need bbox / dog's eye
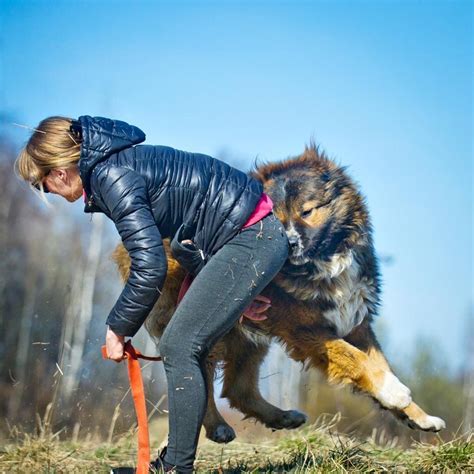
[301,201,331,218]
[315,200,332,210]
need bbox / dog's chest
[278,252,375,337]
[320,255,371,337]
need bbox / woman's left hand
[240,295,272,323]
[106,327,126,362]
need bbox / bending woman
[15,116,289,473]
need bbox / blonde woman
[16,116,289,473]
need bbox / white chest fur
[277,250,376,338]
[319,251,374,337]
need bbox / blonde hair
[14,116,82,195]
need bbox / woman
[15,116,289,473]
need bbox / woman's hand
[106,327,126,362]
[240,295,272,323]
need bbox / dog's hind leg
[201,354,236,443]
[344,320,446,432]
[221,328,307,431]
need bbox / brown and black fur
[113,144,445,443]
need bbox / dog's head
[251,144,370,265]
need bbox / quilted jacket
[77,115,264,337]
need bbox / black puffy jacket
[77,116,264,337]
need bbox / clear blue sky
[1,0,472,370]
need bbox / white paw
[377,372,412,409]
[418,415,446,432]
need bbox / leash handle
[102,341,161,474]
[101,341,162,362]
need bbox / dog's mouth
[288,249,310,265]
[287,235,310,265]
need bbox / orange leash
[102,272,194,473]
[102,341,162,474]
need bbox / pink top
[242,192,274,228]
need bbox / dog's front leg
[312,336,445,432]
[309,336,412,409]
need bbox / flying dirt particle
[256,221,264,239]
[252,262,259,276]
[225,265,235,279]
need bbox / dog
[112,143,445,443]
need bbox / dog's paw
[405,414,446,432]
[207,423,236,443]
[424,415,446,432]
[377,372,412,410]
[265,409,307,430]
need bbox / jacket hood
[78,115,146,193]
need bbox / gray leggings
[158,212,289,472]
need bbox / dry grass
[1,414,472,473]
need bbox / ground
[2,412,472,473]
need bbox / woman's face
[43,166,83,202]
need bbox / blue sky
[1,0,472,370]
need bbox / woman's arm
[94,166,167,338]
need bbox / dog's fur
[113,144,445,443]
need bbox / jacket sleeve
[94,166,167,337]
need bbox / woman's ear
[52,168,69,184]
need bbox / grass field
[1,414,472,473]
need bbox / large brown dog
[113,144,445,443]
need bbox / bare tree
[463,306,474,432]
[60,214,104,400]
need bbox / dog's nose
[288,237,299,248]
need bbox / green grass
[1,417,472,473]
